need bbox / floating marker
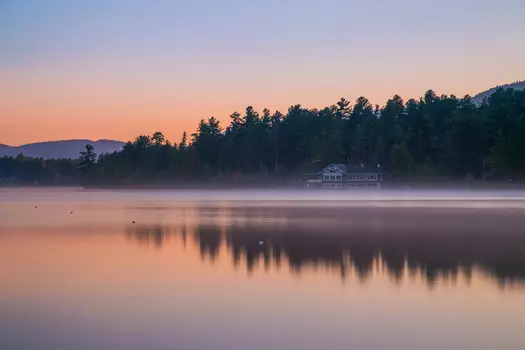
[258,241,264,246]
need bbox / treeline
[2,87,525,186]
[82,88,525,185]
[0,154,78,185]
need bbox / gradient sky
[1,0,524,145]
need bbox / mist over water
[1,188,525,350]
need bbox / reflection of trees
[125,206,525,286]
[125,225,173,248]
[193,224,221,261]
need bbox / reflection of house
[303,163,387,189]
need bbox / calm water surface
[1,188,525,350]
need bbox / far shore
[1,179,525,191]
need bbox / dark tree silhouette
[78,87,525,184]
[2,87,525,186]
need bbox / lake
[1,188,525,350]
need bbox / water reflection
[3,196,525,350]
[125,205,525,288]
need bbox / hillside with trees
[471,80,525,104]
[0,139,124,159]
[1,87,525,187]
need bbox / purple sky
[1,0,524,144]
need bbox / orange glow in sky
[1,0,524,145]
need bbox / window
[368,175,377,181]
[330,175,336,181]
[323,174,330,181]
[335,174,342,181]
[324,183,343,189]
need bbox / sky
[1,0,524,145]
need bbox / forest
[1,88,525,186]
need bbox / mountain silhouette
[472,80,525,104]
[0,139,124,159]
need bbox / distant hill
[472,80,525,104]
[0,139,125,159]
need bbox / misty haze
[2,188,525,350]
[2,0,525,349]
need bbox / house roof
[319,163,382,174]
